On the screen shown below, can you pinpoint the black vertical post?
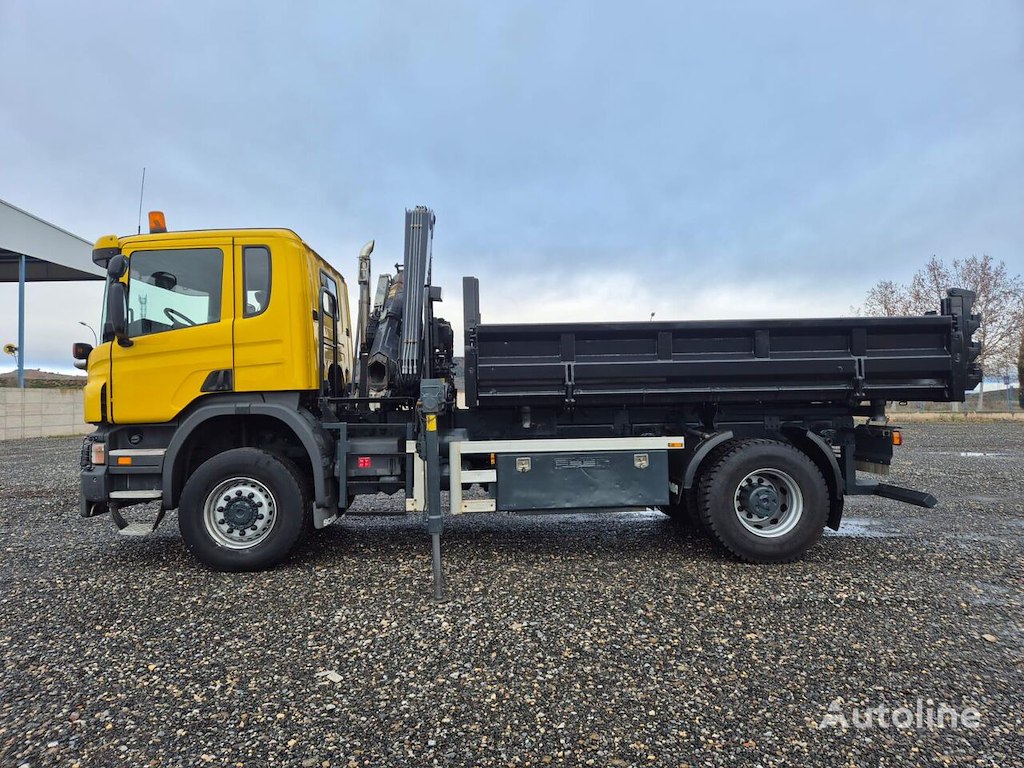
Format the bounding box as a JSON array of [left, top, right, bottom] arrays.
[[462, 277, 481, 408], [425, 422, 445, 601], [419, 378, 447, 601]]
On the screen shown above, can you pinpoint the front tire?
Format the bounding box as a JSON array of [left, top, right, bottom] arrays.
[[698, 440, 827, 563], [179, 448, 308, 571]]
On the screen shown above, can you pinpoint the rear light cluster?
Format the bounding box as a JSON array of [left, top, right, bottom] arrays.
[[357, 456, 372, 469]]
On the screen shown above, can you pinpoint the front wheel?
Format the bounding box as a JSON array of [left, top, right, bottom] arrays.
[[698, 440, 827, 563], [178, 448, 308, 571]]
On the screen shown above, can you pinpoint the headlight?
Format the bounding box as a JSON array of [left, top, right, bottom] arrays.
[[81, 437, 106, 468]]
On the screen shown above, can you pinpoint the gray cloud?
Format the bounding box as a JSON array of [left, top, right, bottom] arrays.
[[1, 1, 1021, 372]]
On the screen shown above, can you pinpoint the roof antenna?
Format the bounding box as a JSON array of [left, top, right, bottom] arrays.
[[136, 167, 147, 234]]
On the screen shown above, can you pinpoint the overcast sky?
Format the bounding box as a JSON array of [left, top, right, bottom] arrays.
[[1, 1, 1022, 373]]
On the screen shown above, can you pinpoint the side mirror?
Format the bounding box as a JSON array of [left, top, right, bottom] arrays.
[[107, 281, 133, 347], [107, 254, 128, 280], [72, 342, 93, 360]]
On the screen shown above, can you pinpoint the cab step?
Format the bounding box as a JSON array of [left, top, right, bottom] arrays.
[[109, 490, 162, 500], [110, 505, 167, 536]]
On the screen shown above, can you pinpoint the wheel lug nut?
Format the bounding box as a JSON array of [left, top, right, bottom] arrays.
[[257, 514, 265, 520], [217, 506, 224, 512], [218, 519, 225, 525], [250, 525, 258, 531], [256, 502, 263, 507], [235, 490, 242, 496], [248, 492, 254, 498], [224, 496, 231, 502]]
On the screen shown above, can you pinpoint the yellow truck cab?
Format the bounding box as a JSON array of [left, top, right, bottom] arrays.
[[80, 218, 355, 569], [87, 225, 351, 424]]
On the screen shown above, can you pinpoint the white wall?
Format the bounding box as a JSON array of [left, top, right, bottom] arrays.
[[1, 387, 91, 440]]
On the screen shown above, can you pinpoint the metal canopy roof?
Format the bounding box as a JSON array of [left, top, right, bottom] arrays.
[[0, 198, 102, 282], [2, 197, 103, 387]]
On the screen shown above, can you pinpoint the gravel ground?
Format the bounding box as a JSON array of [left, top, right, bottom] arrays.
[[1, 423, 1022, 767]]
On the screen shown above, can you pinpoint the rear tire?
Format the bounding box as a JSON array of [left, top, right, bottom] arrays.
[[179, 448, 308, 571], [698, 439, 827, 563]]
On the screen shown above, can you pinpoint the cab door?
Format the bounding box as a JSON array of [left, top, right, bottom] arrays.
[[232, 236, 295, 392], [109, 239, 234, 424]]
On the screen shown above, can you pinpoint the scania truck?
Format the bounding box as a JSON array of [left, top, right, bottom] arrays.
[[76, 208, 982, 596]]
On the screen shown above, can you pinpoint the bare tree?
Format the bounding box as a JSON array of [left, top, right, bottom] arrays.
[[862, 280, 914, 316], [863, 255, 1024, 408], [1018, 326, 1024, 409]]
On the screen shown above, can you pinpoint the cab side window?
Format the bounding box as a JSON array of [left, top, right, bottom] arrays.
[[127, 248, 223, 337], [243, 246, 271, 317], [320, 272, 339, 317]]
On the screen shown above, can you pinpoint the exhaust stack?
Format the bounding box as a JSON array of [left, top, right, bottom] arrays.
[[354, 239, 375, 356]]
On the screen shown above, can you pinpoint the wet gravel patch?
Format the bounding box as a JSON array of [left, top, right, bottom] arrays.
[[1, 423, 1022, 767]]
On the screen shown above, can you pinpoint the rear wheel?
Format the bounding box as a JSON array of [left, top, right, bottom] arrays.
[[179, 448, 308, 571], [698, 440, 827, 563]]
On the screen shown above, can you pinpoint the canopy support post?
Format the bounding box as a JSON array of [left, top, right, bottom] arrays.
[[18, 253, 26, 388]]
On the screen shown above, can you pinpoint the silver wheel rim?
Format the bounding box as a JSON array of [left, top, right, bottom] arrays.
[[203, 476, 277, 549], [734, 467, 803, 538]]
